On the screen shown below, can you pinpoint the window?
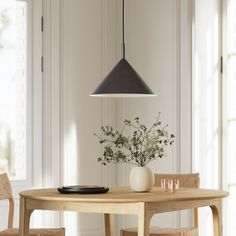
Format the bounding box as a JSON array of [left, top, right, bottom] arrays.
[[193, 0, 221, 235], [0, 0, 27, 180], [223, 0, 236, 235], [0, 0, 43, 229]]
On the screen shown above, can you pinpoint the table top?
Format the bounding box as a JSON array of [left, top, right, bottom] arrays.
[[19, 187, 229, 203]]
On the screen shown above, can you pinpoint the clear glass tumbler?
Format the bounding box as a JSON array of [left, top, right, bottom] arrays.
[[167, 179, 174, 193], [161, 178, 168, 192]]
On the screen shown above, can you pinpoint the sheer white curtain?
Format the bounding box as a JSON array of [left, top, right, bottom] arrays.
[[192, 0, 221, 235], [223, 0, 236, 235]]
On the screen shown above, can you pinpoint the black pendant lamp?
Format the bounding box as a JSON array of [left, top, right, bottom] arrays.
[[90, 0, 156, 97]]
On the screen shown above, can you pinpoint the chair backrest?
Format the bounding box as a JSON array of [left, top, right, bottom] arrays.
[[0, 173, 14, 229], [154, 173, 200, 188], [154, 173, 200, 228]]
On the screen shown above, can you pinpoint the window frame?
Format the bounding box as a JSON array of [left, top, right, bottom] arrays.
[[222, 0, 236, 235], [9, 0, 43, 198]]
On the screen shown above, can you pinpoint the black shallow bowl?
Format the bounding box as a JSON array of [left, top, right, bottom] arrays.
[[57, 187, 109, 194], [61, 185, 105, 190]]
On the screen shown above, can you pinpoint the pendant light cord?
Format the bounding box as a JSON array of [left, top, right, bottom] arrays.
[[122, 0, 125, 59]]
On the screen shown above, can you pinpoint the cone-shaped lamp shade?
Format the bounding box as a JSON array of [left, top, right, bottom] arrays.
[[90, 59, 156, 97]]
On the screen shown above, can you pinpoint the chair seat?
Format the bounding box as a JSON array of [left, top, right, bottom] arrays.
[[0, 228, 65, 236], [121, 227, 198, 236]]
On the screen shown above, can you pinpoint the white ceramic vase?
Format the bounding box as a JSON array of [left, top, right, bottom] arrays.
[[129, 166, 154, 192]]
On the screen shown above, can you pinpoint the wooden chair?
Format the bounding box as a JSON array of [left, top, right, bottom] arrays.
[[120, 173, 200, 236], [0, 173, 65, 236]]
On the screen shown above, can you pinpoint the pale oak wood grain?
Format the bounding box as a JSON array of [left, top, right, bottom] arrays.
[[18, 186, 228, 236], [19, 187, 227, 203]]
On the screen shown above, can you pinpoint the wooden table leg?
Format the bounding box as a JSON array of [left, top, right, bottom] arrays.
[[19, 197, 33, 236], [104, 213, 114, 236], [210, 201, 221, 236], [138, 203, 152, 236]]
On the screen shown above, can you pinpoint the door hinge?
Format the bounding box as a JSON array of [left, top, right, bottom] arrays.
[[41, 56, 44, 72], [41, 16, 44, 32], [220, 56, 223, 74]]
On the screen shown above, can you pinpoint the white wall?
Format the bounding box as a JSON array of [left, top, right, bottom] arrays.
[[116, 0, 193, 230], [61, 1, 117, 235], [41, 0, 193, 235]]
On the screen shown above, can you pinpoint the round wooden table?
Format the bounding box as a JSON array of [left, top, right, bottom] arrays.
[[19, 187, 229, 236]]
